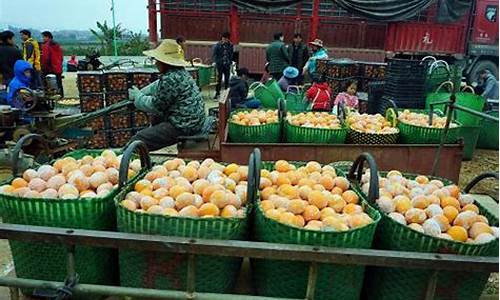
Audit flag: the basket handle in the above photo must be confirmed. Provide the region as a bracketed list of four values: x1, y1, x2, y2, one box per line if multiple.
[385, 108, 398, 127]
[191, 58, 203, 65]
[286, 85, 302, 95]
[463, 172, 499, 194]
[11, 134, 50, 176]
[429, 60, 450, 75]
[249, 81, 265, 92]
[461, 85, 475, 94]
[421, 56, 437, 63]
[347, 153, 379, 203]
[434, 80, 454, 93]
[248, 148, 261, 204]
[118, 140, 151, 189]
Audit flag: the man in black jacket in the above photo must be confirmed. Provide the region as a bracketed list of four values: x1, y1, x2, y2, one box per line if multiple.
[288, 33, 309, 84]
[0, 30, 22, 86]
[212, 32, 234, 99]
[228, 68, 260, 110]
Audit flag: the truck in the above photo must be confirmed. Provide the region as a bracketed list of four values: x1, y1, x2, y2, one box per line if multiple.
[146, 0, 498, 82]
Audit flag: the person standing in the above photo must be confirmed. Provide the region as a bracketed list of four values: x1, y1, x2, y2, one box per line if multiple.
[41, 31, 64, 96]
[478, 69, 499, 100]
[303, 39, 328, 81]
[212, 32, 234, 99]
[0, 30, 22, 86]
[266, 32, 290, 80]
[19, 30, 42, 88]
[288, 33, 309, 84]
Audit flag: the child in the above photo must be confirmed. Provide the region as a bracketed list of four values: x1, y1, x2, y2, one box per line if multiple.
[305, 77, 332, 111]
[6, 60, 34, 105]
[229, 67, 261, 110]
[277, 66, 299, 92]
[334, 81, 359, 110]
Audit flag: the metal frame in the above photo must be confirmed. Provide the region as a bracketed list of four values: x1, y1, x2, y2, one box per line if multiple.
[0, 223, 497, 300]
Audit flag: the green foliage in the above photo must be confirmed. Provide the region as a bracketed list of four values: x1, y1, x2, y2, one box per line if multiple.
[90, 21, 125, 55]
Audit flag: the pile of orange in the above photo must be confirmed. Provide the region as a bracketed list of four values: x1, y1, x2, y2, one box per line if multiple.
[346, 112, 398, 134]
[361, 170, 498, 244]
[230, 109, 278, 126]
[259, 160, 374, 231]
[287, 112, 341, 129]
[121, 158, 247, 218]
[398, 109, 459, 128]
[0, 150, 139, 199]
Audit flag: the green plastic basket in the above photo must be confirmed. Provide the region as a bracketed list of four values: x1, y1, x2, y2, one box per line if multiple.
[356, 172, 499, 300]
[115, 176, 249, 292]
[397, 110, 461, 144]
[0, 150, 126, 297]
[477, 110, 499, 150]
[251, 163, 381, 300]
[284, 86, 308, 112]
[285, 122, 347, 144]
[228, 109, 281, 143]
[347, 128, 399, 145]
[250, 82, 279, 109]
[459, 125, 481, 160]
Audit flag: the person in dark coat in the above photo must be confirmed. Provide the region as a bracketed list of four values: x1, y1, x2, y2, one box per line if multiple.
[229, 67, 260, 110]
[288, 33, 309, 84]
[479, 69, 499, 100]
[0, 30, 22, 86]
[212, 32, 234, 99]
[266, 32, 290, 80]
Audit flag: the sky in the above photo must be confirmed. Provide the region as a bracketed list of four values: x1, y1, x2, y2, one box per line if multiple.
[0, 0, 149, 32]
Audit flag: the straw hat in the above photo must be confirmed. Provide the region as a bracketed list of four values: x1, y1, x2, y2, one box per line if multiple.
[143, 39, 189, 67]
[309, 39, 324, 48]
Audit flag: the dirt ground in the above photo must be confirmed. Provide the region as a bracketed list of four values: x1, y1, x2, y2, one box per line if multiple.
[0, 73, 498, 299]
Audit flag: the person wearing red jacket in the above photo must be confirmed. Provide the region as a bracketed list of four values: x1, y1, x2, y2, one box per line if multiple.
[306, 78, 332, 111]
[41, 31, 64, 96]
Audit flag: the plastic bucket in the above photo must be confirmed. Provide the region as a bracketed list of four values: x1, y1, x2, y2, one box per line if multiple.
[477, 110, 499, 150]
[459, 125, 481, 160]
[250, 82, 278, 108]
[265, 79, 285, 101]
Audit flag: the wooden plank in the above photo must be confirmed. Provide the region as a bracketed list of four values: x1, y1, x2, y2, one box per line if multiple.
[0, 224, 496, 272]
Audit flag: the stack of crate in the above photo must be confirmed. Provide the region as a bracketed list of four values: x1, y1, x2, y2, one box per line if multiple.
[77, 69, 159, 149]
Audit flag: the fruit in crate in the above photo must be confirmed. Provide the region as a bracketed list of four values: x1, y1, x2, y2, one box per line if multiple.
[397, 110, 459, 128]
[346, 112, 398, 134]
[120, 159, 248, 218]
[258, 160, 374, 231]
[230, 110, 278, 126]
[0, 150, 141, 200]
[361, 170, 498, 244]
[287, 112, 341, 129]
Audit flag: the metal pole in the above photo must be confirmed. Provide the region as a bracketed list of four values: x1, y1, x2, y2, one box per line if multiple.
[431, 94, 456, 176]
[111, 0, 118, 56]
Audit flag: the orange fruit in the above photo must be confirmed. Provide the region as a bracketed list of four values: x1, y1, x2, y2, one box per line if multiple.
[308, 190, 328, 209]
[147, 205, 164, 215]
[427, 195, 441, 206]
[192, 179, 210, 195]
[278, 184, 299, 199]
[293, 215, 306, 228]
[179, 205, 199, 217]
[210, 190, 230, 209]
[260, 200, 275, 212]
[145, 171, 162, 182]
[221, 205, 238, 218]
[320, 207, 337, 220]
[323, 216, 349, 231]
[237, 166, 249, 180]
[441, 196, 460, 210]
[305, 161, 321, 174]
[348, 213, 372, 229]
[288, 199, 307, 214]
[319, 175, 335, 190]
[265, 209, 281, 220]
[28, 178, 47, 193]
[298, 178, 315, 187]
[140, 188, 153, 197]
[261, 186, 277, 200]
[198, 203, 220, 217]
[469, 222, 493, 239]
[12, 178, 28, 189]
[411, 195, 429, 209]
[275, 160, 291, 172]
[279, 212, 297, 226]
[135, 179, 152, 192]
[140, 196, 158, 211]
[405, 208, 427, 224]
[394, 196, 412, 214]
[453, 211, 478, 230]
[331, 186, 343, 195]
[181, 166, 198, 182]
[303, 205, 321, 221]
[304, 220, 323, 231]
[224, 163, 239, 176]
[328, 194, 347, 213]
[415, 175, 429, 184]
[408, 223, 424, 233]
[447, 226, 468, 242]
[298, 185, 313, 200]
[333, 177, 350, 191]
[201, 184, 223, 202]
[162, 207, 179, 216]
[443, 206, 459, 223]
[343, 203, 363, 215]
[475, 215, 489, 225]
[446, 185, 460, 198]
[342, 190, 359, 204]
[121, 199, 137, 211]
[462, 204, 479, 214]
[276, 174, 291, 186]
[175, 192, 195, 210]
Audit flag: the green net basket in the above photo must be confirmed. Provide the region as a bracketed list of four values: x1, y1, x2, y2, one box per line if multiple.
[115, 175, 250, 292]
[251, 164, 381, 300]
[285, 122, 347, 144]
[346, 128, 399, 145]
[397, 109, 461, 144]
[0, 150, 127, 297]
[228, 109, 281, 143]
[355, 172, 499, 300]
[284, 88, 308, 112]
[477, 110, 499, 150]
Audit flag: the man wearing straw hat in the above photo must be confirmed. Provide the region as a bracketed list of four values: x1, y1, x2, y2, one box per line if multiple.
[128, 39, 206, 151]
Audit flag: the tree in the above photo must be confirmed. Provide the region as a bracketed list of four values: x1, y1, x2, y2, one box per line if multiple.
[90, 21, 124, 55]
[119, 31, 150, 56]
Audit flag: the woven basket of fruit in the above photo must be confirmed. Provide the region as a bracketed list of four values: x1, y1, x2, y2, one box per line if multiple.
[115, 156, 254, 293]
[355, 167, 498, 300]
[251, 154, 381, 300]
[228, 109, 281, 143]
[396, 109, 461, 144]
[285, 111, 347, 144]
[346, 110, 399, 144]
[0, 143, 149, 296]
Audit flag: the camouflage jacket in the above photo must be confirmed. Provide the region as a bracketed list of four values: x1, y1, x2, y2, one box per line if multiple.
[134, 68, 206, 135]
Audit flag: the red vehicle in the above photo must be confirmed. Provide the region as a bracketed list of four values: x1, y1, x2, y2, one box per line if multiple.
[147, 0, 498, 82]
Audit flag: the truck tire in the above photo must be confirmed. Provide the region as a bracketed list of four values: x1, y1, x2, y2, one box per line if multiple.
[468, 59, 498, 84]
